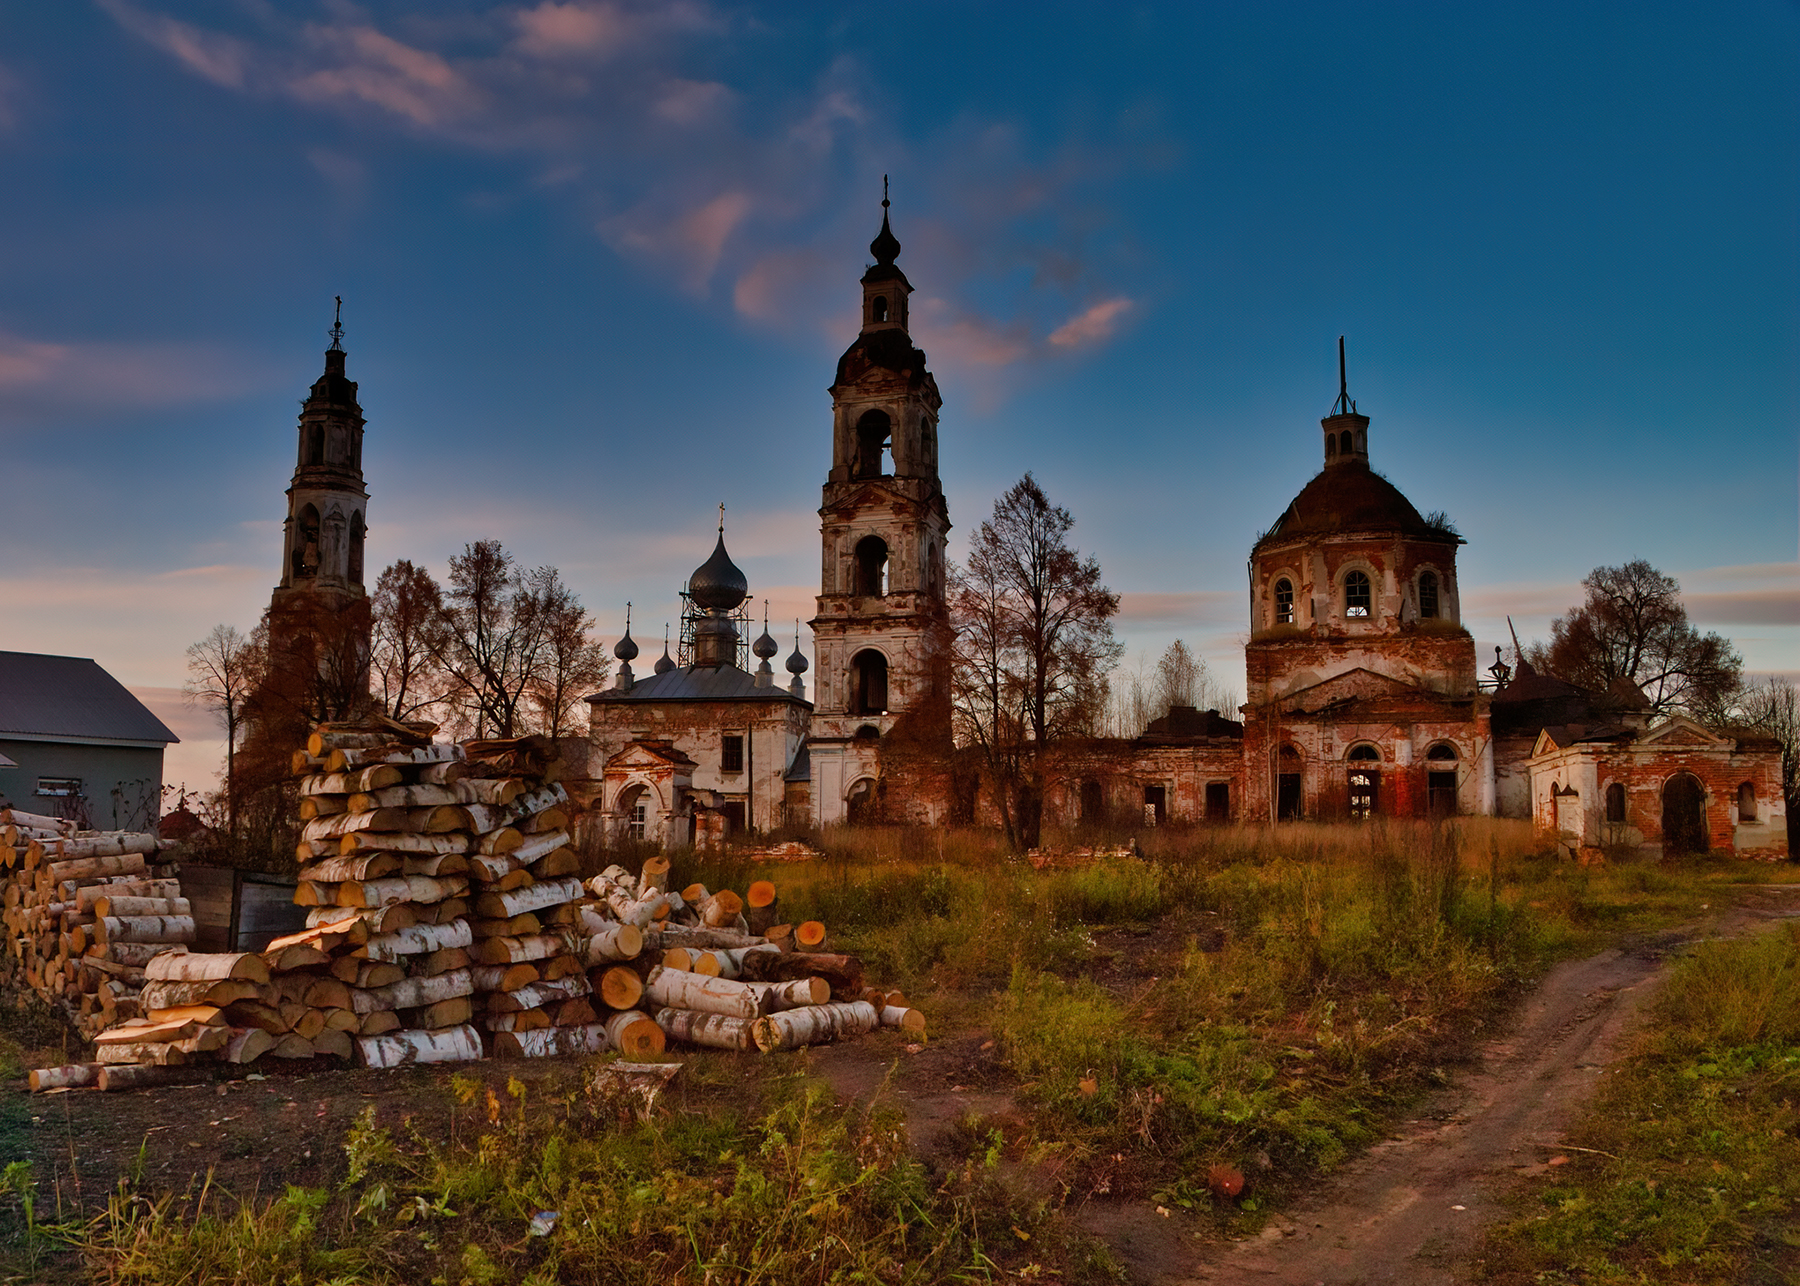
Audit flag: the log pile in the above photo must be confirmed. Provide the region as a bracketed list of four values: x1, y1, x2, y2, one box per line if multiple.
[1, 807, 185, 1040]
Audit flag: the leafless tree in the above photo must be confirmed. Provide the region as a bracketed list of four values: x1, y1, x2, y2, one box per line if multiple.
[184, 622, 265, 838]
[1528, 560, 1742, 720]
[524, 566, 611, 738]
[1104, 640, 1241, 736]
[1738, 676, 1798, 845]
[950, 473, 1122, 848]
[371, 559, 449, 722]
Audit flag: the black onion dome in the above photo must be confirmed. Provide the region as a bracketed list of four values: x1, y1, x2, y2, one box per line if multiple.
[654, 644, 675, 675]
[613, 628, 639, 662]
[1257, 460, 1453, 548]
[688, 534, 749, 611]
[786, 644, 809, 675]
[753, 628, 779, 660]
[870, 209, 901, 266]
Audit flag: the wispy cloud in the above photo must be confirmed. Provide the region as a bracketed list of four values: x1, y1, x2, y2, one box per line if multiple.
[98, 0, 252, 88]
[1116, 590, 1241, 628]
[1048, 297, 1133, 349]
[0, 331, 281, 414]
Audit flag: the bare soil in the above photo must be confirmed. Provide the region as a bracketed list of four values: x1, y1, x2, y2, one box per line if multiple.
[7, 886, 1798, 1285]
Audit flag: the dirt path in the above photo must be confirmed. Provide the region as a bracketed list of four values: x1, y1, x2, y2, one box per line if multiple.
[1106, 884, 1800, 1286]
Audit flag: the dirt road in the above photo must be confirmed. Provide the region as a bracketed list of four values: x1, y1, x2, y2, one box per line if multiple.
[1105, 884, 1800, 1286]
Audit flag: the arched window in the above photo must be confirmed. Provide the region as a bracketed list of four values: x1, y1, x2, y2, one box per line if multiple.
[854, 410, 892, 479]
[1277, 744, 1302, 820]
[1274, 578, 1294, 624]
[304, 421, 324, 467]
[1605, 782, 1626, 823]
[1326, 434, 1337, 458]
[1344, 570, 1371, 618]
[1426, 742, 1457, 762]
[1347, 743, 1380, 761]
[1662, 773, 1707, 853]
[854, 535, 889, 596]
[1340, 430, 1352, 455]
[293, 504, 321, 579]
[872, 295, 889, 323]
[846, 777, 877, 824]
[348, 512, 365, 584]
[1418, 570, 1439, 619]
[850, 649, 888, 715]
[619, 783, 649, 841]
[1738, 782, 1757, 822]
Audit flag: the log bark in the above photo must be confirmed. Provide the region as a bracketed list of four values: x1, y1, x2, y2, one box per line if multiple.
[493, 1022, 611, 1059]
[299, 765, 404, 796]
[643, 924, 763, 952]
[474, 931, 572, 966]
[44, 853, 148, 882]
[298, 853, 401, 883]
[486, 976, 590, 1013]
[96, 942, 173, 968]
[145, 951, 270, 984]
[471, 963, 539, 992]
[655, 1007, 754, 1051]
[750, 1001, 880, 1053]
[263, 943, 330, 972]
[340, 832, 470, 856]
[642, 965, 762, 1020]
[98, 1065, 206, 1092]
[879, 1005, 927, 1036]
[736, 950, 863, 992]
[356, 1023, 482, 1069]
[473, 876, 583, 921]
[357, 919, 473, 961]
[603, 1011, 666, 1058]
[746, 977, 831, 1011]
[75, 880, 181, 913]
[92, 896, 190, 920]
[336, 875, 469, 908]
[29, 1063, 99, 1091]
[329, 742, 464, 772]
[350, 968, 473, 1015]
[140, 978, 264, 1011]
[581, 922, 644, 965]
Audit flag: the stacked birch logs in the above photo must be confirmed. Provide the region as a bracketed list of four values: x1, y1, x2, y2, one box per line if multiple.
[1, 807, 185, 1040]
[585, 864, 927, 1054]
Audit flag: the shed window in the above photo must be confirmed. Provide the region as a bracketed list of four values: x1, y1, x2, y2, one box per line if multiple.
[35, 777, 81, 797]
[1274, 578, 1294, 624]
[1605, 782, 1626, 823]
[1344, 570, 1371, 617]
[721, 735, 744, 774]
[1738, 782, 1757, 822]
[1419, 571, 1439, 619]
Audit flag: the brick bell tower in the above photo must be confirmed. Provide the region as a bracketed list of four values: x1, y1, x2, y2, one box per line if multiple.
[807, 183, 952, 824]
[264, 299, 372, 724]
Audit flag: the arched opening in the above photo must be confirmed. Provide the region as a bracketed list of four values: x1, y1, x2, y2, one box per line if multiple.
[348, 512, 365, 584]
[1080, 779, 1104, 822]
[618, 783, 650, 842]
[854, 410, 892, 479]
[1325, 434, 1337, 458]
[1661, 773, 1707, 853]
[1277, 744, 1302, 820]
[846, 777, 878, 825]
[1274, 578, 1294, 625]
[850, 649, 888, 715]
[853, 724, 881, 743]
[872, 294, 889, 323]
[854, 535, 889, 596]
[1426, 742, 1457, 817]
[1737, 782, 1757, 822]
[1346, 744, 1379, 820]
[304, 421, 324, 467]
[1605, 782, 1626, 823]
[1418, 570, 1439, 619]
[1340, 430, 1352, 455]
[1348, 743, 1380, 761]
[1344, 570, 1372, 618]
[292, 504, 321, 579]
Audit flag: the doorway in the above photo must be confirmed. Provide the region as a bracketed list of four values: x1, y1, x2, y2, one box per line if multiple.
[1661, 773, 1707, 853]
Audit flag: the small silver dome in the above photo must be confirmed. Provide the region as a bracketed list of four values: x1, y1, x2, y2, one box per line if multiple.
[653, 644, 675, 675]
[786, 644, 809, 675]
[753, 628, 779, 659]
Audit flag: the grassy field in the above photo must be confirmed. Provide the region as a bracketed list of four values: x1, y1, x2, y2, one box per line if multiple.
[3, 819, 1791, 1284]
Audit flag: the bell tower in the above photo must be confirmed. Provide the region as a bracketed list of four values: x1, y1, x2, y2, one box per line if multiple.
[807, 184, 951, 823]
[265, 299, 372, 723]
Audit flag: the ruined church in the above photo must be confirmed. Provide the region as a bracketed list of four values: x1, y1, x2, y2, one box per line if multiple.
[265, 203, 1787, 861]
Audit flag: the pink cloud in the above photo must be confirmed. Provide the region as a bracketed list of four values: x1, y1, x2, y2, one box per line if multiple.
[98, 0, 250, 88]
[514, 2, 634, 57]
[1116, 590, 1241, 628]
[290, 26, 479, 128]
[0, 332, 280, 413]
[1048, 297, 1133, 349]
[654, 78, 732, 124]
[606, 190, 751, 291]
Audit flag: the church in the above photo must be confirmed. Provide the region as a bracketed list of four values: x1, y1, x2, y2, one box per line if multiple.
[262, 202, 1787, 861]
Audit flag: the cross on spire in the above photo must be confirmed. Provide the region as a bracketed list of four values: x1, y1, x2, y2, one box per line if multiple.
[718, 502, 726, 535]
[329, 295, 344, 352]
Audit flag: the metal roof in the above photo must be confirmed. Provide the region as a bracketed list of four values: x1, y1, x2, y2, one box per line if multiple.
[784, 743, 811, 783]
[588, 664, 812, 707]
[0, 652, 180, 745]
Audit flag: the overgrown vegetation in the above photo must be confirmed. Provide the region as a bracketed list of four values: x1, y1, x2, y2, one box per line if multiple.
[1480, 921, 1800, 1285]
[5, 820, 1792, 1283]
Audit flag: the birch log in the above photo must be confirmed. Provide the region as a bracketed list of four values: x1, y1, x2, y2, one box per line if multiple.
[474, 932, 571, 965]
[580, 922, 644, 965]
[473, 876, 584, 920]
[350, 968, 473, 1014]
[750, 1001, 881, 1052]
[879, 1005, 927, 1036]
[605, 1010, 667, 1057]
[493, 1022, 612, 1059]
[357, 919, 473, 961]
[593, 965, 643, 1010]
[486, 976, 590, 1013]
[655, 1007, 755, 1051]
[356, 1022, 483, 1069]
[29, 1063, 99, 1091]
[145, 951, 270, 984]
[642, 965, 762, 1020]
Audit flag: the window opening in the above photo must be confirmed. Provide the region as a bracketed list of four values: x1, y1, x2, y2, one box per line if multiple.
[629, 802, 647, 841]
[854, 535, 889, 596]
[1426, 743, 1456, 761]
[851, 650, 888, 715]
[1738, 782, 1757, 822]
[1274, 578, 1294, 624]
[847, 778, 877, 824]
[1349, 769, 1379, 820]
[854, 410, 892, 479]
[1347, 743, 1379, 761]
[1661, 773, 1707, 854]
[1205, 781, 1230, 822]
[1419, 570, 1439, 619]
[348, 512, 365, 584]
[1277, 744, 1302, 821]
[1340, 430, 1352, 455]
[721, 735, 744, 774]
[1344, 570, 1371, 618]
[35, 777, 81, 797]
[1143, 785, 1167, 825]
[722, 801, 746, 835]
[1428, 771, 1456, 818]
[872, 295, 889, 323]
[1080, 780, 1104, 822]
[1326, 435, 1337, 458]
[1605, 782, 1626, 823]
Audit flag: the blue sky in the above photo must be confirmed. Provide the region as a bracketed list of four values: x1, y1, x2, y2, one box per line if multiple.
[1, 1, 1795, 792]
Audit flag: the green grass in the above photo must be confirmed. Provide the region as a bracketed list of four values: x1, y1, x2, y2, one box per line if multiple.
[1479, 921, 1800, 1286]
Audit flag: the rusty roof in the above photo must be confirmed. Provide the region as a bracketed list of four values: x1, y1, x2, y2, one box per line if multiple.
[1258, 460, 1454, 548]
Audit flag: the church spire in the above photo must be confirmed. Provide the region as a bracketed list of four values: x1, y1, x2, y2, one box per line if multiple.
[869, 175, 901, 266]
[1320, 335, 1371, 468]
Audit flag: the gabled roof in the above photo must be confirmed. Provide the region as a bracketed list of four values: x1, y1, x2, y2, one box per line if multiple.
[0, 652, 179, 746]
[1636, 716, 1729, 749]
[588, 664, 811, 706]
[605, 739, 698, 772]
[1280, 667, 1449, 710]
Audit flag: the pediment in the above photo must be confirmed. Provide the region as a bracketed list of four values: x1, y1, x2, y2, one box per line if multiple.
[1531, 728, 1564, 757]
[1285, 667, 1434, 707]
[1637, 717, 1728, 749]
[605, 741, 695, 772]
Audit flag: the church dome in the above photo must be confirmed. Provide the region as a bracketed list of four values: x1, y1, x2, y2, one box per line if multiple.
[613, 626, 639, 662]
[753, 627, 779, 660]
[688, 533, 749, 611]
[1257, 460, 1451, 548]
[653, 642, 675, 674]
[786, 643, 809, 675]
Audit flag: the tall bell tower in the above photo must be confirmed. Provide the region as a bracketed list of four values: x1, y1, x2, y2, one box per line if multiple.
[807, 185, 951, 823]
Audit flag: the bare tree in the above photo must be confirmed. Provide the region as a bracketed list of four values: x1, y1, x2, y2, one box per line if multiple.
[1528, 560, 1742, 720]
[1738, 676, 1798, 846]
[184, 623, 265, 838]
[371, 559, 449, 722]
[524, 565, 611, 738]
[950, 473, 1122, 848]
[1156, 639, 1200, 713]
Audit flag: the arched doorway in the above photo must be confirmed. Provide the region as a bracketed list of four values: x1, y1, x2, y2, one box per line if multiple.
[1277, 744, 1302, 820]
[850, 649, 888, 715]
[847, 777, 878, 824]
[618, 783, 650, 843]
[1661, 773, 1707, 854]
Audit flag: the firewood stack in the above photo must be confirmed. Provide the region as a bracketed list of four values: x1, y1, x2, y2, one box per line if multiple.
[1, 807, 185, 1041]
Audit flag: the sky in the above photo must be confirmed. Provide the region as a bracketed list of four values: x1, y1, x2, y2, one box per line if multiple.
[1, 1, 1795, 796]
